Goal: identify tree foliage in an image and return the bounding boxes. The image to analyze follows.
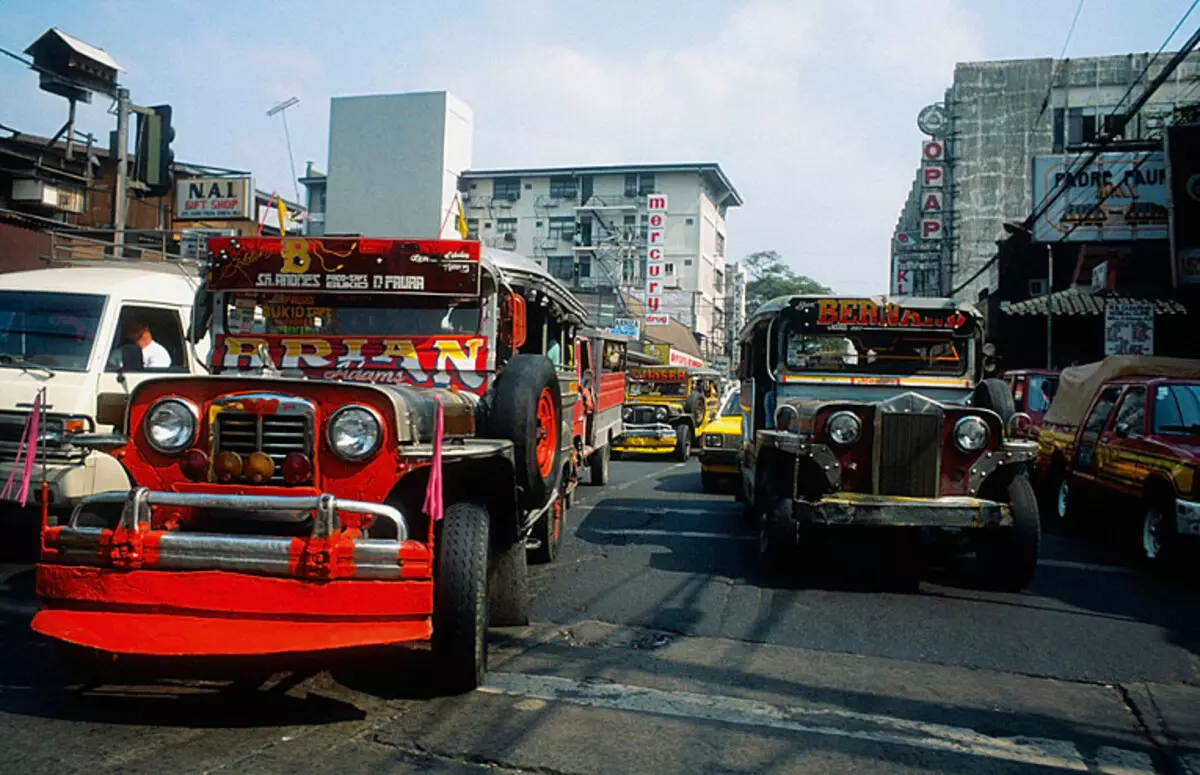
[741,251,832,314]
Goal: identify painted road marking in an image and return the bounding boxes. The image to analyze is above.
[481,672,1154,774]
[588,505,742,517]
[586,528,754,541]
[1037,559,1136,576]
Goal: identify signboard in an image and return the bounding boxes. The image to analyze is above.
[668,349,704,368]
[793,298,974,334]
[1165,125,1200,285]
[645,194,669,326]
[212,334,489,393]
[630,366,687,382]
[917,104,948,137]
[176,177,255,221]
[608,317,640,339]
[1031,153,1168,242]
[208,237,480,295]
[922,140,945,163]
[892,253,940,296]
[642,343,669,363]
[1104,300,1154,356]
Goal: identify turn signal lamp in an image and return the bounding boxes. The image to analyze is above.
[180,449,209,481]
[281,452,313,485]
[213,451,243,483]
[245,451,276,484]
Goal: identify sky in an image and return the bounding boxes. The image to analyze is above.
[1,0,1195,294]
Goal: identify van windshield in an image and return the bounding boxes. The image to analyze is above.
[224,293,481,336]
[0,290,106,372]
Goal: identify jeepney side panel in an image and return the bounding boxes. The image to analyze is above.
[593,369,625,448]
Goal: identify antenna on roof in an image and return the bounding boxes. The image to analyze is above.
[266,97,301,206]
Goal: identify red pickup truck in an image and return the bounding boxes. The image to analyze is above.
[1035,357,1200,566]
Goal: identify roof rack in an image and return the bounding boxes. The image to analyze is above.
[38,231,205,280]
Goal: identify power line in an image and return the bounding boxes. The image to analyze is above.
[1032,0,1087,132]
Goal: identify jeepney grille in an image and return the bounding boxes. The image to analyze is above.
[631,407,661,425]
[214,412,311,484]
[876,413,940,497]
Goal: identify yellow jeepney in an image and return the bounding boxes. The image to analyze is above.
[613,365,722,460]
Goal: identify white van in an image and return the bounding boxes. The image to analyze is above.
[0,262,208,513]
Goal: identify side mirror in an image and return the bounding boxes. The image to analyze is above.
[1115,422,1131,437]
[96,392,129,428]
[189,287,212,344]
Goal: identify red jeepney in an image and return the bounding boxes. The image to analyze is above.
[32,236,618,691]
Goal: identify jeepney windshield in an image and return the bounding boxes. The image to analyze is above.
[0,290,106,372]
[781,330,970,377]
[628,380,687,398]
[223,293,481,336]
[720,390,741,417]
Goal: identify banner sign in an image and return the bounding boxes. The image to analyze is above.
[1104,300,1154,356]
[176,177,255,220]
[630,366,687,382]
[608,317,640,338]
[1166,125,1200,285]
[1032,153,1168,242]
[793,298,974,333]
[668,350,704,368]
[645,194,669,326]
[212,334,489,393]
[208,237,480,295]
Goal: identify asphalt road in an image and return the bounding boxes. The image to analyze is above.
[3,457,1200,774]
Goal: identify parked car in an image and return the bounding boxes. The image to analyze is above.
[33,236,615,692]
[1034,356,1200,566]
[698,387,742,493]
[1002,369,1059,437]
[738,295,1039,590]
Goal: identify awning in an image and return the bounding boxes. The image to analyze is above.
[1000,286,1188,316]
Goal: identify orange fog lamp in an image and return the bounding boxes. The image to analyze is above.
[213,451,244,483]
[244,451,276,484]
[281,451,312,485]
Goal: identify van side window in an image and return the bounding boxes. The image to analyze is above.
[106,306,188,373]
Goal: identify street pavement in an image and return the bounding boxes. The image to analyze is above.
[3,457,1200,773]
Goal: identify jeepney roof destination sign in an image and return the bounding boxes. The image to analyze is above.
[795,299,973,333]
[207,237,481,296]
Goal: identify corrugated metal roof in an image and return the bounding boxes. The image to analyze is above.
[1000,286,1188,316]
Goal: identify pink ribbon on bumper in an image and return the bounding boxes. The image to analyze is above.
[423,395,444,521]
[1,390,41,506]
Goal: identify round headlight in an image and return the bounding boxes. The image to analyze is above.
[655,407,668,421]
[774,404,799,432]
[826,411,861,446]
[327,405,382,460]
[622,406,633,421]
[144,398,198,453]
[954,416,990,452]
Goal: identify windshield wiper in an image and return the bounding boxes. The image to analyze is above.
[0,354,55,378]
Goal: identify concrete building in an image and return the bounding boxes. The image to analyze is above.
[891,52,1200,301]
[723,260,747,366]
[324,91,472,239]
[457,163,742,362]
[299,161,326,237]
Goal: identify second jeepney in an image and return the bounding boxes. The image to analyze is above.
[613,364,722,460]
[739,295,1040,590]
[32,236,620,691]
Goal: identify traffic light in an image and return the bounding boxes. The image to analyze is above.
[134,104,175,197]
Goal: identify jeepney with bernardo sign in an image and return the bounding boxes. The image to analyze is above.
[739,295,1040,590]
[613,365,722,460]
[33,236,603,692]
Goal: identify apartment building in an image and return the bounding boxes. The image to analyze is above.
[458,163,742,361]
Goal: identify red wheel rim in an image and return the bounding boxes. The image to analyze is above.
[535,388,557,478]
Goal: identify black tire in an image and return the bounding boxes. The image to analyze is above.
[488,537,529,627]
[528,490,564,565]
[973,378,1016,426]
[432,501,490,694]
[673,425,691,462]
[1042,467,1074,531]
[758,496,793,582]
[588,444,609,486]
[977,475,1040,592]
[700,470,721,494]
[1139,498,1178,571]
[491,355,563,509]
[685,391,704,425]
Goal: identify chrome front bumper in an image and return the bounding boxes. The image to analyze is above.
[620,423,677,440]
[45,487,411,579]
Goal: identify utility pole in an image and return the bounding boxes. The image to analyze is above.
[111,87,131,252]
[1045,244,1054,370]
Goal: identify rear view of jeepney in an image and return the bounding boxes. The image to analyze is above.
[33,237,572,692]
[740,296,1040,590]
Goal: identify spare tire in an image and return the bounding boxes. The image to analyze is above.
[972,378,1016,425]
[491,354,563,509]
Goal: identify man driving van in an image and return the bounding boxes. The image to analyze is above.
[116,315,172,369]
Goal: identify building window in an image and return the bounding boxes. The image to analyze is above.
[624,174,639,198]
[494,179,521,200]
[484,222,492,229]
[578,255,591,278]
[466,218,479,240]
[684,259,693,266]
[548,216,574,241]
[496,218,517,234]
[547,256,574,280]
[640,214,649,239]
[664,262,675,275]
[638,174,656,196]
[685,217,694,225]
[549,176,577,199]
[716,233,726,258]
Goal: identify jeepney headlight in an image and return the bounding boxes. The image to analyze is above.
[622,406,633,421]
[954,416,989,452]
[327,405,382,461]
[655,407,668,421]
[826,411,861,446]
[704,434,723,448]
[144,398,199,453]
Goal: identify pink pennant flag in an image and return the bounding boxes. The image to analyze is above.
[423,396,445,521]
[0,390,41,506]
